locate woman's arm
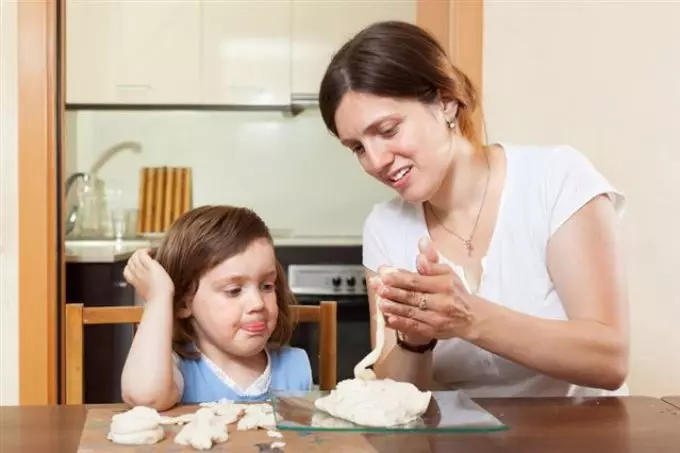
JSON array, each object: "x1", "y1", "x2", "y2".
[
  {"x1": 367, "y1": 268, "x2": 435, "y2": 390},
  {"x1": 379, "y1": 195, "x2": 629, "y2": 390},
  {"x1": 468, "y1": 194, "x2": 629, "y2": 390}
]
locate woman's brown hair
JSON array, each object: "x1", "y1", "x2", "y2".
[
  {"x1": 319, "y1": 20, "x2": 481, "y2": 148},
  {"x1": 153, "y1": 205, "x2": 295, "y2": 360}
]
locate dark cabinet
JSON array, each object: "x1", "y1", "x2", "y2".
[{"x1": 65, "y1": 260, "x2": 136, "y2": 404}]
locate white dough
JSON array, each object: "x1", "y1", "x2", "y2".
[
  {"x1": 107, "y1": 406, "x2": 165, "y2": 445},
  {"x1": 201, "y1": 399, "x2": 247, "y2": 423},
  {"x1": 109, "y1": 400, "x2": 284, "y2": 450},
  {"x1": 314, "y1": 378, "x2": 431, "y2": 427},
  {"x1": 159, "y1": 413, "x2": 195, "y2": 425},
  {"x1": 353, "y1": 266, "x2": 398, "y2": 380},
  {"x1": 236, "y1": 403, "x2": 276, "y2": 431},
  {"x1": 107, "y1": 427, "x2": 165, "y2": 445},
  {"x1": 174, "y1": 407, "x2": 229, "y2": 451},
  {"x1": 271, "y1": 441, "x2": 286, "y2": 449}
]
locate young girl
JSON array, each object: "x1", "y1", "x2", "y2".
[{"x1": 120, "y1": 205, "x2": 312, "y2": 410}]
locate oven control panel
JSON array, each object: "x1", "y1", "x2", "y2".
[{"x1": 287, "y1": 264, "x2": 367, "y2": 295}]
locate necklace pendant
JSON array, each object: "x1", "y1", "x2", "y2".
[{"x1": 464, "y1": 239, "x2": 474, "y2": 256}]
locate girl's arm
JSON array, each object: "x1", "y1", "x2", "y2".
[{"x1": 120, "y1": 250, "x2": 181, "y2": 410}]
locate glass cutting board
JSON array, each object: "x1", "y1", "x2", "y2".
[{"x1": 270, "y1": 389, "x2": 508, "y2": 433}]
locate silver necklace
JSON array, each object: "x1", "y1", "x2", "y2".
[{"x1": 427, "y1": 149, "x2": 490, "y2": 256}]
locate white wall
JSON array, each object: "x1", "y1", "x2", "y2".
[
  {"x1": 66, "y1": 109, "x2": 392, "y2": 237},
  {"x1": 484, "y1": 1, "x2": 680, "y2": 396},
  {"x1": 0, "y1": 0, "x2": 19, "y2": 405}
]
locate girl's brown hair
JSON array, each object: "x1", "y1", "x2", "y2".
[
  {"x1": 153, "y1": 205, "x2": 295, "y2": 360},
  {"x1": 319, "y1": 20, "x2": 481, "y2": 148}
]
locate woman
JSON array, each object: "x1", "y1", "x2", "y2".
[{"x1": 318, "y1": 21, "x2": 629, "y2": 397}]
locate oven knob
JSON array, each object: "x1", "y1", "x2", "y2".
[
  {"x1": 331, "y1": 277, "x2": 342, "y2": 287},
  {"x1": 346, "y1": 276, "x2": 356, "y2": 287}
]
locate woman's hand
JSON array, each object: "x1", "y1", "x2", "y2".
[
  {"x1": 123, "y1": 249, "x2": 174, "y2": 302},
  {"x1": 374, "y1": 239, "x2": 476, "y2": 341}
]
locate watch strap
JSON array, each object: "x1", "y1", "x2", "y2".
[{"x1": 395, "y1": 331, "x2": 437, "y2": 353}]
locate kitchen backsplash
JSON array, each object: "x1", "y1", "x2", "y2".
[{"x1": 65, "y1": 109, "x2": 393, "y2": 236}]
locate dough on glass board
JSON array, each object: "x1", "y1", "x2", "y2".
[{"x1": 315, "y1": 378, "x2": 431, "y2": 427}]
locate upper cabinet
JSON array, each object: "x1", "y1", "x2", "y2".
[
  {"x1": 201, "y1": 1, "x2": 291, "y2": 106},
  {"x1": 66, "y1": 0, "x2": 201, "y2": 104},
  {"x1": 66, "y1": 0, "x2": 416, "y2": 106},
  {"x1": 291, "y1": 1, "x2": 416, "y2": 96}
]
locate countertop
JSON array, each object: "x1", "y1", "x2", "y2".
[
  {"x1": 64, "y1": 234, "x2": 363, "y2": 263},
  {"x1": 64, "y1": 239, "x2": 156, "y2": 263}
]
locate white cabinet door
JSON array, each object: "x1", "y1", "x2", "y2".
[
  {"x1": 291, "y1": 1, "x2": 417, "y2": 95},
  {"x1": 201, "y1": 1, "x2": 292, "y2": 106},
  {"x1": 66, "y1": 0, "x2": 201, "y2": 105},
  {"x1": 66, "y1": 0, "x2": 119, "y2": 103}
]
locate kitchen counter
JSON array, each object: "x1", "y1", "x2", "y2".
[
  {"x1": 64, "y1": 234, "x2": 362, "y2": 263},
  {"x1": 64, "y1": 239, "x2": 154, "y2": 263},
  {"x1": 273, "y1": 234, "x2": 362, "y2": 246}
]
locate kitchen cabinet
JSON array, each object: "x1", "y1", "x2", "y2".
[
  {"x1": 65, "y1": 260, "x2": 136, "y2": 404},
  {"x1": 66, "y1": 0, "x2": 417, "y2": 106},
  {"x1": 290, "y1": 0, "x2": 417, "y2": 95},
  {"x1": 201, "y1": 1, "x2": 292, "y2": 106},
  {"x1": 66, "y1": 0, "x2": 201, "y2": 105}
]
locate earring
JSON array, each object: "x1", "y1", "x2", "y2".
[{"x1": 446, "y1": 119, "x2": 456, "y2": 130}]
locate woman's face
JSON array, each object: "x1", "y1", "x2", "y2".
[{"x1": 334, "y1": 91, "x2": 458, "y2": 203}]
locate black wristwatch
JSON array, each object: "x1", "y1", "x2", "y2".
[{"x1": 395, "y1": 331, "x2": 438, "y2": 353}]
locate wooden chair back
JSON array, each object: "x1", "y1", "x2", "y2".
[{"x1": 64, "y1": 301, "x2": 337, "y2": 405}]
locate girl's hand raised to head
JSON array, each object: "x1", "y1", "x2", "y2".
[
  {"x1": 375, "y1": 238, "x2": 477, "y2": 342},
  {"x1": 123, "y1": 248, "x2": 174, "y2": 302}
]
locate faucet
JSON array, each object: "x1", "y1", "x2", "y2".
[{"x1": 64, "y1": 172, "x2": 88, "y2": 236}]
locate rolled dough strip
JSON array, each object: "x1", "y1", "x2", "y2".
[{"x1": 353, "y1": 267, "x2": 397, "y2": 380}]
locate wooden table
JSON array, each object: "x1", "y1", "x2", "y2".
[
  {"x1": 1, "y1": 397, "x2": 679, "y2": 452},
  {"x1": 662, "y1": 396, "x2": 680, "y2": 409}
]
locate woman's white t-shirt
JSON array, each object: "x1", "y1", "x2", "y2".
[{"x1": 362, "y1": 144, "x2": 628, "y2": 398}]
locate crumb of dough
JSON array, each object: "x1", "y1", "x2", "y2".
[
  {"x1": 236, "y1": 403, "x2": 276, "y2": 431},
  {"x1": 174, "y1": 407, "x2": 229, "y2": 450},
  {"x1": 271, "y1": 441, "x2": 286, "y2": 449},
  {"x1": 266, "y1": 429, "x2": 283, "y2": 438},
  {"x1": 159, "y1": 412, "x2": 195, "y2": 425}
]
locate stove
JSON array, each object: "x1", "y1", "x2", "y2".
[{"x1": 287, "y1": 264, "x2": 367, "y2": 296}]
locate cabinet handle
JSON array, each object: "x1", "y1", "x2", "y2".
[
  {"x1": 115, "y1": 84, "x2": 152, "y2": 91},
  {"x1": 113, "y1": 281, "x2": 128, "y2": 288}
]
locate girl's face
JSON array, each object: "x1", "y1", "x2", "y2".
[
  {"x1": 186, "y1": 238, "x2": 279, "y2": 358},
  {"x1": 334, "y1": 91, "x2": 460, "y2": 203}
]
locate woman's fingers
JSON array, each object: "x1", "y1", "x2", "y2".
[
  {"x1": 418, "y1": 237, "x2": 440, "y2": 263},
  {"x1": 380, "y1": 269, "x2": 450, "y2": 294},
  {"x1": 380, "y1": 298, "x2": 439, "y2": 325},
  {"x1": 384, "y1": 314, "x2": 434, "y2": 339},
  {"x1": 416, "y1": 254, "x2": 452, "y2": 276}
]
